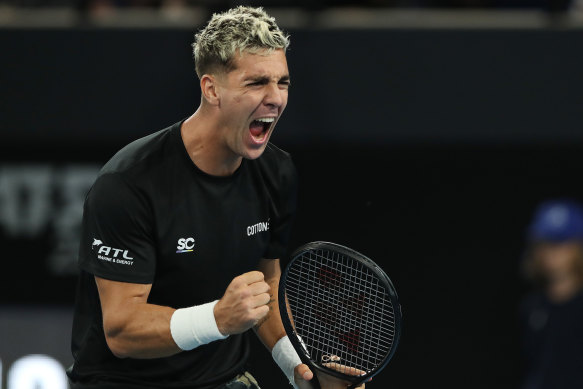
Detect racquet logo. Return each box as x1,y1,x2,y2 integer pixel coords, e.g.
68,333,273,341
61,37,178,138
344,294,365,319
314,301,339,325
317,265,341,287
313,296,365,352
335,329,361,353
314,265,366,353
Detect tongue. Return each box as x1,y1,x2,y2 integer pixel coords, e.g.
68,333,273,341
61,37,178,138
249,121,264,137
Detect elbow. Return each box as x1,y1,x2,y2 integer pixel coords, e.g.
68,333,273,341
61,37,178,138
103,321,131,359
105,337,130,359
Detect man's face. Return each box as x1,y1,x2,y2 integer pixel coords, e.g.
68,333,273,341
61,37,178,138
215,48,289,160
533,241,583,281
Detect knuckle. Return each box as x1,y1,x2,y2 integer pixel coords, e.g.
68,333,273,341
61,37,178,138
258,305,269,316
260,292,270,303
244,312,256,323
240,299,252,311
230,277,241,288
239,288,251,299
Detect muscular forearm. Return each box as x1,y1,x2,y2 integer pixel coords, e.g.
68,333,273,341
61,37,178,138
103,302,180,359
255,271,310,389
253,274,286,350
95,276,181,359
99,269,270,360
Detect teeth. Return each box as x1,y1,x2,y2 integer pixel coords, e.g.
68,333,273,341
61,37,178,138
256,117,275,123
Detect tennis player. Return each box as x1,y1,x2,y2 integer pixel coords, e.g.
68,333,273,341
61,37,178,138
67,6,363,389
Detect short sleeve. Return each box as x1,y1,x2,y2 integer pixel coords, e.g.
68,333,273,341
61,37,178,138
78,173,156,284
264,160,298,260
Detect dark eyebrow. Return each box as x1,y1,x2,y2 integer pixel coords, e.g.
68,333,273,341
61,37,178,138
245,76,269,83
244,75,291,83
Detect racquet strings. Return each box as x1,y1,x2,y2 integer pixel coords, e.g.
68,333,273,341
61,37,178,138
284,248,397,376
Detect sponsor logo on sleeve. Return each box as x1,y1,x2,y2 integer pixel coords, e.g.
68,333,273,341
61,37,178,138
92,238,134,266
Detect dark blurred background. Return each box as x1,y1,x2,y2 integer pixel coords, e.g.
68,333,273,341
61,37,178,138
1,1,583,388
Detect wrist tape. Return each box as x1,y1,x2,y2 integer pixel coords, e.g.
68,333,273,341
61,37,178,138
170,300,228,351
272,335,302,389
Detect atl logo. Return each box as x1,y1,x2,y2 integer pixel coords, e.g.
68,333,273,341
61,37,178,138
92,238,134,260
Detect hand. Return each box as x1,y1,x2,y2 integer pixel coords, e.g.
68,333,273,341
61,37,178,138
293,364,315,389
293,363,367,389
214,271,271,335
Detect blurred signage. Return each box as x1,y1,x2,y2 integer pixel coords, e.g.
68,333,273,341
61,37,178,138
0,164,100,275
0,307,73,389
2,355,69,389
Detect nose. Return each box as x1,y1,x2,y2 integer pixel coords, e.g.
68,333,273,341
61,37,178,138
263,82,285,109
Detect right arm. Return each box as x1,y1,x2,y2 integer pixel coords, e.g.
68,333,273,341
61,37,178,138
97,271,271,359
96,276,178,358
85,175,271,359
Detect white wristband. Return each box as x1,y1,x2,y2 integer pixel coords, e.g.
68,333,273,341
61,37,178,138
170,300,228,351
272,335,302,389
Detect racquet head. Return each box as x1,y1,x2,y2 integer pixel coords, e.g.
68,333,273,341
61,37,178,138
279,241,402,388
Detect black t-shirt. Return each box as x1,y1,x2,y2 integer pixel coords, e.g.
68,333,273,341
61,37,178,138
68,120,298,388
519,290,583,389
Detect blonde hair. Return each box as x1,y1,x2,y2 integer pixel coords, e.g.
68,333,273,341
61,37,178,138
192,6,290,78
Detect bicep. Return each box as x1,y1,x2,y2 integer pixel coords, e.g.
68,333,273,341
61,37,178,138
95,276,152,333
94,276,178,358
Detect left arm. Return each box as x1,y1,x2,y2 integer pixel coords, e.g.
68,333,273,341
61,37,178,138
255,258,365,389
255,258,314,387
254,258,286,348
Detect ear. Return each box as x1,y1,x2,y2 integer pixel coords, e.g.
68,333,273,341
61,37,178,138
200,74,220,106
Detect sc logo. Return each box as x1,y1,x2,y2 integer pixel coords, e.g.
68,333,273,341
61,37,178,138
176,237,195,251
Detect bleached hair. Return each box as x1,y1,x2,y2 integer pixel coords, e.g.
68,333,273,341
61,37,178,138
192,6,290,78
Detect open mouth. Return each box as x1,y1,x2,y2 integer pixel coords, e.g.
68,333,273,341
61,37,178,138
249,117,275,142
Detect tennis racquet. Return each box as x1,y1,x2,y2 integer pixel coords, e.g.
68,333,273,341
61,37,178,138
279,241,402,389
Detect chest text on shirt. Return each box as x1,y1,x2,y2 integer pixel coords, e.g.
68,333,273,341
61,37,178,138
247,220,270,236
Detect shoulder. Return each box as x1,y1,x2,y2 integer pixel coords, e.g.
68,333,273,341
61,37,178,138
99,122,179,177
88,121,182,201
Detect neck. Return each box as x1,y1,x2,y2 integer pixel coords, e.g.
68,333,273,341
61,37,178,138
181,106,242,176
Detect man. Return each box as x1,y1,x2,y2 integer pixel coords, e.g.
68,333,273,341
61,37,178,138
519,199,583,389
67,6,364,389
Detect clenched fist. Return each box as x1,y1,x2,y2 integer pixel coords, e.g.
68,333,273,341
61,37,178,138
214,271,271,335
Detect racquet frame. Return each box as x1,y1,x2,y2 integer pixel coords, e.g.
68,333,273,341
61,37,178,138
278,241,402,388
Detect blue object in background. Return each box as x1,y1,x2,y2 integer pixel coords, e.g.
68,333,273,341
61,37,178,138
528,199,583,242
